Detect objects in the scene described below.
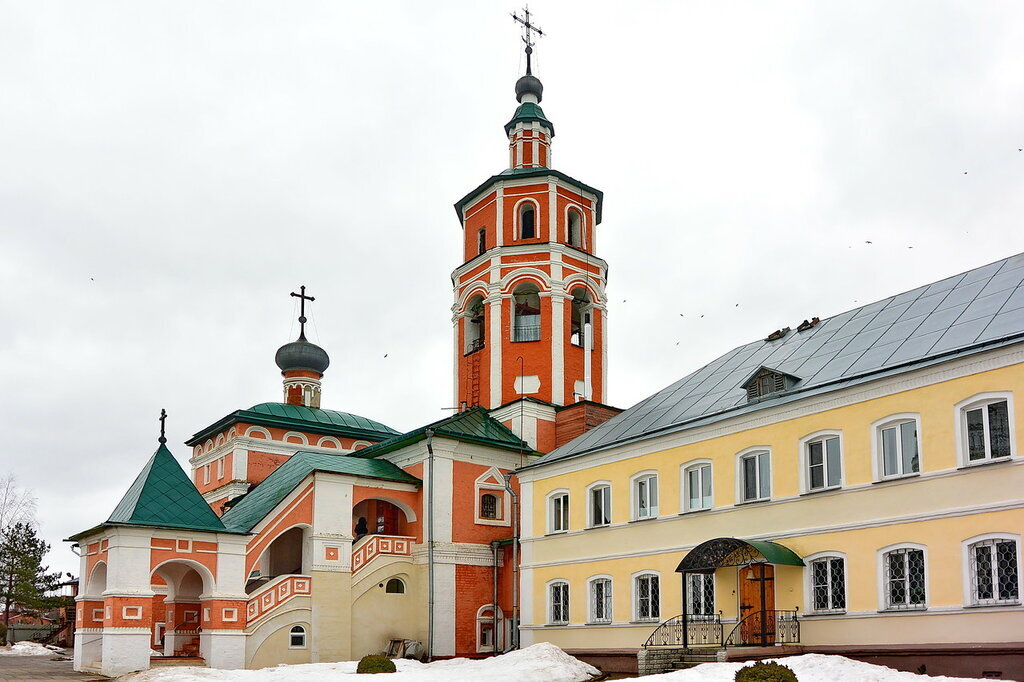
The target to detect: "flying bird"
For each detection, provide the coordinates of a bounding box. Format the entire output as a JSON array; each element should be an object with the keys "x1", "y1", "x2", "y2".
[
  {"x1": 865, "y1": 241, "x2": 873, "y2": 244},
  {"x1": 384, "y1": 354, "x2": 388, "y2": 358}
]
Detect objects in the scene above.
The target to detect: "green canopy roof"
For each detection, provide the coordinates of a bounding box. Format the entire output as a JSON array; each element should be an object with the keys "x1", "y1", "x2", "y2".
[
  {"x1": 220, "y1": 452, "x2": 421, "y2": 533},
  {"x1": 675, "y1": 537, "x2": 805, "y2": 572},
  {"x1": 504, "y1": 101, "x2": 554, "y2": 137},
  {"x1": 350, "y1": 407, "x2": 533, "y2": 460},
  {"x1": 102, "y1": 443, "x2": 228, "y2": 534},
  {"x1": 187, "y1": 402, "x2": 399, "y2": 446}
]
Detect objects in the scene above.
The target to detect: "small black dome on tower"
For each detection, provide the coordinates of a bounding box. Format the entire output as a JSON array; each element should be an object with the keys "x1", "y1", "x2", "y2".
[
  {"x1": 515, "y1": 74, "x2": 543, "y2": 103},
  {"x1": 275, "y1": 335, "x2": 330, "y2": 374}
]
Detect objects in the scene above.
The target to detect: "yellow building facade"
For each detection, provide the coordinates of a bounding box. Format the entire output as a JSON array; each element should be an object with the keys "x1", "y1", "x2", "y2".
[{"x1": 517, "y1": 254, "x2": 1024, "y2": 678}]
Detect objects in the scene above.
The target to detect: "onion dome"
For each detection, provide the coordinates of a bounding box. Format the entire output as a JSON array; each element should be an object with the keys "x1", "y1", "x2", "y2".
[
  {"x1": 515, "y1": 74, "x2": 544, "y2": 103},
  {"x1": 275, "y1": 332, "x2": 330, "y2": 375}
]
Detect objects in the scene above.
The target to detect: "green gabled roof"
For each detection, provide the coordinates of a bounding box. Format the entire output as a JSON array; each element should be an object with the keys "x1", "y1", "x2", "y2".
[
  {"x1": 220, "y1": 452, "x2": 421, "y2": 533},
  {"x1": 351, "y1": 406, "x2": 534, "y2": 460},
  {"x1": 105, "y1": 443, "x2": 227, "y2": 533},
  {"x1": 186, "y1": 402, "x2": 400, "y2": 446},
  {"x1": 504, "y1": 101, "x2": 554, "y2": 137},
  {"x1": 454, "y1": 167, "x2": 604, "y2": 225}
]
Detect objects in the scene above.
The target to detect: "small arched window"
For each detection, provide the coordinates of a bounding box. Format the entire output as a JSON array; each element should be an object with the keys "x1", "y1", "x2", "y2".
[
  {"x1": 567, "y1": 209, "x2": 582, "y2": 247},
  {"x1": 465, "y1": 294, "x2": 486, "y2": 354},
  {"x1": 385, "y1": 578, "x2": 406, "y2": 594},
  {"x1": 289, "y1": 625, "x2": 306, "y2": 648},
  {"x1": 570, "y1": 288, "x2": 592, "y2": 348},
  {"x1": 520, "y1": 203, "x2": 536, "y2": 239},
  {"x1": 480, "y1": 493, "x2": 498, "y2": 519},
  {"x1": 477, "y1": 228, "x2": 487, "y2": 255}
]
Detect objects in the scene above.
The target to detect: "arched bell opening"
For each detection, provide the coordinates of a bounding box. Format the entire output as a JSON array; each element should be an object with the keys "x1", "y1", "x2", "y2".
[
  {"x1": 512, "y1": 283, "x2": 542, "y2": 343},
  {"x1": 465, "y1": 294, "x2": 486, "y2": 355},
  {"x1": 570, "y1": 287, "x2": 593, "y2": 349}
]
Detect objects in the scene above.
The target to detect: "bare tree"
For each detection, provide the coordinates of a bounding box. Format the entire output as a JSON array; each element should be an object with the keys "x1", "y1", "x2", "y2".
[{"x1": 0, "y1": 475, "x2": 36, "y2": 532}]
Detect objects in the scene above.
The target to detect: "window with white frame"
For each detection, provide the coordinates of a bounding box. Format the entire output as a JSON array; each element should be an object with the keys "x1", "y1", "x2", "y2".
[
  {"x1": 683, "y1": 462, "x2": 712, "y2": 511},
  {"x1": 882, "y1": 547, "x2": 927, "y2": 610},
  {"x1": 634, "y1": 573, "x2": 660, "y2": 622},
  {"x1": 633, "y1": 473, "x2": 659, "y2": 520},
  {"x1": 809, "y1": 555, "x2": 846, "y2": 613},
  {"x1": 739, "y1": 450, "x2": 770, "y2": 502},
  {"x1": 805, "y1": 434, "x2": 842, "y2": 491},
  {"x1": 963, "y1": 398, "x2": 1013, "y2": 463},
  {"x1": 549, "y1": 491, "x2": 569, "y2": 533},
  {"x1": 549, "y1": 581, "x2": 569, "y2": 624},
  {"x1": 202, "y1": 465, "x2": 210, "y2": 485},
  {"x1": 685, "y1": 573, "x2": 714, "y2": 617},
  {"x1": 878, "y1": 418, "x2": 920, "y2": 478},
  {"x1": 289, "y1": 625, "x2": 306, "y2": 648},
  {"x1": 967, "y1": 537, "x2": 1019, "y2": 605},
  {"x1": 588, "y1": 484, "x2": 611, "y2": 527},
  {"x1": 589, "y1": 577, "x2": 612, "y2": 624},
  {"x1": 476, "y1": 604, "x2": 503, "y2": 652}
]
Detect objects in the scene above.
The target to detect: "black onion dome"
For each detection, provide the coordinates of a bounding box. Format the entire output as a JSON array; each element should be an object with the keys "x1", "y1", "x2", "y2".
[
  {"x1": 275, "y1": 335, "x2": 330, "y2": 374},
  {"x1": 515, "y1": 74, "x2": 543, "y2": 103}
]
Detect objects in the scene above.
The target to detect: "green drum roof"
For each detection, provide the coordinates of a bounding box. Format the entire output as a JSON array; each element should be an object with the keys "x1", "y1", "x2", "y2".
[
  {"x1": 187, "y1": 402, "x2": 399, "y2": 446},
  {"x1": 675, "y1": 537, "x2": 805, "y2": 572}
]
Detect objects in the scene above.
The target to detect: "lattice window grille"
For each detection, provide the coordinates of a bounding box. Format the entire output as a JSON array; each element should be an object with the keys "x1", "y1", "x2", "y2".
[
  {"x1": 635, "y1": 574, "x2": 660, "y2": 622},
  {"x1": 549, "y1": 582, "x2": 569, "y2": 624},
  {"x1": 590, "y1": 579, "x2": 612, "y2": 623},
  {"x1": 970, "y1": 539, "x2": 1020, "y2": 605},
  {"x1": 884, "y1": 548, "x2": 926, "y2": 609},
  {"x1": 686, "y1": 572, "x2": 715, "y2": 618},
  {"x1": 810, "y1": 557, "x2": 846, "y2": 612}
]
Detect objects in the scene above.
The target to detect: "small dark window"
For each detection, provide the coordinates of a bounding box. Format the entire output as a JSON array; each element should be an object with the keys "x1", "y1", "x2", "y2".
[
  {"x1": 745, "y1": 368, "x2": 790, "y2": 400},
  {"x1": 385, "y1": 578, "x2": 405, "y2": 594},
  {"x1": 568, "y1": 210, "x2": 582, "y2": 247},
  {"x1": 481, "y1": 493, "x2": 499, "y2": 519},
  {"x1": 477, "y1": 228, "x2": 487, "y2": 255},
  {"x1": 520, "y1": 205, "x2": 536, "y2": 239},
  {"x1": 289, "y1": 625, "x2": 306, "y2": 648}
]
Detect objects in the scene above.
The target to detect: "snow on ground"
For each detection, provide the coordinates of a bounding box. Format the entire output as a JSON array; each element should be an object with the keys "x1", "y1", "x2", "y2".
[
  {"x1": 0, "y1": 641, "x2": 59, "y2": 656},
  {"x1": 117, "y1": 642, "x2": 599, "y2": 681},
  {"x1": 645, "y1": 653, "x2": 1001, "y2": 682}
]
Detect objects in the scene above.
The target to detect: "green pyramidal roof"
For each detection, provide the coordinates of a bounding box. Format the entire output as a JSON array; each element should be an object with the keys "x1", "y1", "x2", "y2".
[
  {"x1": 504, "y1": 101, "x2": 554, "y2": 137},
  {"x1": 104, "y1": 443, "x2": 228, "y2": 533}
]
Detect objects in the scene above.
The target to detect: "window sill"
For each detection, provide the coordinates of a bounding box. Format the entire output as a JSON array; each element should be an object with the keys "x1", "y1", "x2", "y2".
[
  {"x1": 510, "y1": 339, "x2": 542, "y2": 344},
  {"x1": 585, "y1": 621, "x2": 612, "y2": 626},
  {"x1": 958, "y1": 456, "x2": 1015, "y2": 470},
  {"x1": 629, "y1": 516, "x2": 659, "y2": 524},
  {"x1": 964, "y1": 601, "x2": 1021, "y2": 609},
  {"x1": 679, "y1": 506, "x2": 713, "y2": 515},
  {"x1": 546, "y1": 529, "x2": 569, "y2": 537},
  {"x1": 878, "y1": 606, "x2": 927, "y2": 613},
  {"x1": 803, "y1": 610, "x2": 847, "y2": 617},
  {"x1": 801, "y1": 485, "x2": 842, "y2": 496},
  {"x1": 545, "y1": 622, "x2": 569, "y2": 627},
  {"x1": 586, "y1": 524, "x2": 612, "y2": 530},
  {"x1": 630, "y1": 620, "x2": 660, "y2": 625},
  {"x1": 735, "y1": 497, "x2": 771, "y2": 506},
  {"x1": 872, "y1": 473, "x2": 921, "y2": 484}
]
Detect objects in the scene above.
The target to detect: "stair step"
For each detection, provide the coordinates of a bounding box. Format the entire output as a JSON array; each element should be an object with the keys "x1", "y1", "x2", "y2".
[{"x1": 151, "y1": 656, "x2": 206, "y2": 667}]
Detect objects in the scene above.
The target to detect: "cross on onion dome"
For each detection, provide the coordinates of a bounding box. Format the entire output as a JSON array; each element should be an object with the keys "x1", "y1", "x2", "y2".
[
  {"x1": 290, "y1": 285, "x2": 316, "y2": 339},
  {"x1": 511, "y1": 6, "x2": 545, "y2": 74}
]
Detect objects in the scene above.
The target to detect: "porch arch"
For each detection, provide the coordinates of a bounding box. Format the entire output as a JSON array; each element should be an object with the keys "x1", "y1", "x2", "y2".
[{"x1": 675, "y1": 537, "x2": 804, "y2": 573}]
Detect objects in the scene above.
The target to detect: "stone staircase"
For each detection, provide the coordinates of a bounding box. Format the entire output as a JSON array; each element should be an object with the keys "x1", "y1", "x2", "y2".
[
  {"x1": 638, "y1": 647, "x2": 725, "y2": 675},
  {"x1": 671, "y1": 648, "x2": 726, "y2": 669}
]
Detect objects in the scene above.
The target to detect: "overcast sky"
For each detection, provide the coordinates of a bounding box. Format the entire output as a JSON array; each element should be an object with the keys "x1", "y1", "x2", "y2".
[{"x1": 2, "y1": 1, "x2": 1023, "y2": 576}]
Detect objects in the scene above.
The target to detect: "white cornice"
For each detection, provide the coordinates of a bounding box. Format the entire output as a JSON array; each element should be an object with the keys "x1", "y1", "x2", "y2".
[
  {"x1": 452, "y1": 242, "x2": 608, "y2": 283},
  {"x1": 191, "y1": 437, "x2": 357, "y2": 466},
  {"x1": 490, "y1": 400, "x2": 557, "y2": 423}
]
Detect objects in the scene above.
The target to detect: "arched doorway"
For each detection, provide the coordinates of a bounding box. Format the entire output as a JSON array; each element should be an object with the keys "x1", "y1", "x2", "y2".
[
  {"x1": 152, "y1": 560, "x2": 215, "y2": 658},
  {"x1": 352, "y1": 498, "x2": 414, "y2": 541}
]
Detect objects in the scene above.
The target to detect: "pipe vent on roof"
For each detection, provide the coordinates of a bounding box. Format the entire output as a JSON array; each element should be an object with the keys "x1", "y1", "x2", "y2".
[
  {"x1": 797, "y1": 317, "x2": 821, "y2": 332},
  {"x1": 765, "y1": 327, "x2": 791, "y2": 342}
]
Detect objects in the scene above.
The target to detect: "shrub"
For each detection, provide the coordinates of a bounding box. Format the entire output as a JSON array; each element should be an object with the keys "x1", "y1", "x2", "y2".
[
  {"x1": 357, "y1": 654, "x2": 397, "y2": 674},
  {"x1": 735, "y1": 660, "x2": 798, "y2": 682}
]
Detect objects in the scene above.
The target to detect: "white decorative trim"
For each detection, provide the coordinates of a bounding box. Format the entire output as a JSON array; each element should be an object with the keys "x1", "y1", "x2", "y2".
[
  {"x1": 877, "y1": 542, "x2": 930, "y2": 612},
  {"x1": 798, "y1": 430, "x2": 845, "y2": 494},
  {"x1": 585, "y1": 481, "x2": 612, "y2": 528},
  {"x1": 954, "y1": 391, "x2": 1017, "y2": 466},
  {"x1": 871, "y1": 413, "x2": 923, "y2": 481},
  {"x1": 546, "y1": 489, "x2": 570, "y2": 534},
  {"x1": 680, "y1": 459, "x2": 713, "y2": 513},
  {"x1": 735, "y1": 446, "x2": 772, "y2": 503},
  {"x1": 961, "y1": 532, "x2": 1023, "y2": 607},
  {"x1": 628, "y1": 470, "x2": 660, "y2": 521}
]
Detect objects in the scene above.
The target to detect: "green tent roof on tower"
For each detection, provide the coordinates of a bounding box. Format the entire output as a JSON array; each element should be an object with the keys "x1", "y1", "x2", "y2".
[
  {"x1": 504, "y1": 101, "x2": 554, "y2": 137},
  {"x1": 69, "y1": 443, "x2": 234, "y2": 540}
]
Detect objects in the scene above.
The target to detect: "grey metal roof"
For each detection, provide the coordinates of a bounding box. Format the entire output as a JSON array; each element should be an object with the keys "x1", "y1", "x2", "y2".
[{"x1": 528, "y1": 252, "x2": 1024, "y2": 469}]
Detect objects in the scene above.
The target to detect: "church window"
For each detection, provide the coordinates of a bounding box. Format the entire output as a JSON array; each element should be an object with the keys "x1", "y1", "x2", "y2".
[
  {"x1": 477, "y1": 227, "x2": 487, "y2": 255},
  {"x1": 512, "y1": 283, "x2": 542, "y2": 342},
  {"x1": 567, "y1": 209, "x2": 583, "y2": 247},
  {"x1": 289, "y1": 625, "x2": 306, "y2": 648},
  {"x1": 202, "y1": 465, "x2": 210, "y2": 485},
  {"x1": 477, "y1": 604, "x2": 503, "y2": 652},
  {"x1": 480, "y1": 493, "x2": 499, "y2": 520},
  {"x1": 570, "y1": 288, "x2": 592, "y2": 348},
  {"x1": 465, "y1": 295, "x2": 486, "y2": 354},
  {"x1": 519, "y1": 203, "x2": 536, "y2": 239},
  {"x1": 385, "y1": 578, "x2": 405, "y2": 594}
]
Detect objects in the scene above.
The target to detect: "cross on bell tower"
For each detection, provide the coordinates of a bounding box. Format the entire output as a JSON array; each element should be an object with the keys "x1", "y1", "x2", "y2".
[
  {"x1": 511, "y1": 6, "x2": 544, "y2": 75},
  {"x1": 276, "y1": 286, "x2": 330, "y2": 408}
]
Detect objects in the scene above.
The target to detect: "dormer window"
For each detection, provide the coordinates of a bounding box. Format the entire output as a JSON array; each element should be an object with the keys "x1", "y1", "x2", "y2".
[{"x1": 742, "y1": 367, "x2": 798, "y2": 401}]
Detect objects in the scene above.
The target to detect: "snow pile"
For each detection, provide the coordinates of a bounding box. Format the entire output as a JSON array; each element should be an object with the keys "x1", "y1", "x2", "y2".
[
  {"x1": 644, "y1": 653, "x2": 997, "y2": 682},
  {"x1": 118, "y1": 642, "x2": 599, "y2": 681},
  {"x1": 0, "y1": 641, "x2": 56, "y2": 656}
]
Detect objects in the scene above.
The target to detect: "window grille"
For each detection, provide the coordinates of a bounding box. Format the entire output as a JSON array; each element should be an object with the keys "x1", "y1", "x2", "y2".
[
  {"x1": 590, "y1": 579, "x2": 612, "y2": 623},
  {"x1": 965, "y1": 400, "x2": 1012, "y2": 461},
  {"x1": 969, "y1": 539, "x2": 1019, "y2": 605},
  {"x1": 635, "y1": 574, "x2": 660, "y2": 622},
  {"x1": 810, "y1": 557, "x2": 846, "y2": 612},
  {"x1": 685, "y1": 463, "x2": 712, "y2": 511},
  {"x1": 550, "y1": 582, "x2": 569, "y2": 624},
  {"x1": 686, "y1": 572, "x2": 715, "y2": 617},
  {"x1": 480, "y1": 493, "x2": 498, "y2": 520},
  {"x1": 590, "y1": 485, "x2": 610, "y2": 526},
  {"x1": 881, "y1": 420, "x2": 919, "y2": 477},
  {"x1": 884, "y1": 548, "x2": 926, "y2": 609},
  {"x1": 550, "y1": 493, "x2": 569, "y2": 532},
  {"x1": 807, "y1": 436, "x2": 841, "y2": 490}
]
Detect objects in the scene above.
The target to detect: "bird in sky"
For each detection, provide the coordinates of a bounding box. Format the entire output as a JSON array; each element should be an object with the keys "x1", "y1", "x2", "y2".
[
  {"x1": 865, "y1": 241, "x2": 873, "y2": 244},
  {"x1": 384, "y1": 354, "x2": 388, "y2": 358}
]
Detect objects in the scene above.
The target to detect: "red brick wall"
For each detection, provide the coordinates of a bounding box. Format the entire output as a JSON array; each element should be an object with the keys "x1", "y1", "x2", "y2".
[
  {"x1": 555, "y1": 402, "x2": 623, "y2": 448},
  {"x1": 455, "y1": 564, "x2": 496, "y2": 656}
]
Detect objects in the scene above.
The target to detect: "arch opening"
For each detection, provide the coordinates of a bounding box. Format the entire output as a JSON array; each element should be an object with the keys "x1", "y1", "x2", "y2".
[
  {"x1": 519, "y1": 203, "x2": 536, "y2": 239},
  {"x1": 513, "y1": 283, "x2": 541, "y2": 343},
  {"x1": 465, "y1": 294, "x2": 486, "y2": 354},
  {"x1": 570, "y1": 287, "x2": 593, "y2": 349}
]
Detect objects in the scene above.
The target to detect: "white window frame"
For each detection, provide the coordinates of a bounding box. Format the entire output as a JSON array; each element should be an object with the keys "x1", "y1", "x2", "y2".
[
  {"x1": 216, "y1": 456, "x2": 225, "y2": 480},
  {"x1": 586, "y1": 481, "x2": 612, "y2": 528},
  {"x1": 202, "y1": 464, "x2": 210, "y2": 485},
  {"x1": 515, "y1": 198, "x2": 541, "y2": 240},
  {"x1": 955, "y1": 392, "x2": 1016, "y2": 467},
  {"x1": 587, "y1": 575, "x2": 613, "y2": 624},
  {"x1": 803, "y1": 551, "x2": 847, "y2": 615},
  {"x1": 384, "y1": 577, "x2": 406, "y2": 594},
  {"x1": 565, "y1": 206, "x2": 586, "y2": 248},
  {"x1": 962, "y1": 532, "x2": 1022, "y2": 607},
  {"x1": 288, "y1": 625, "x2": 307, "y2": 649},
  {"x1": 871, "y1": 414, "x2": 922, "y2": 481},
  {"x1": 799, "y1": 430, "x2": 844, "y2": 493},
  {"x1": 735, "y1": 447, "x2": 771, "y2": 503},
  {"x1": 877, "y1": 542, "x2": 929, "y2": 612},
  {"x1": 474, "y1": 467, "x2": 511, "y2": 527},
  {"x1": 547, "y1": 579, "x2": 570, "y2": 625},
  {"x1": 681, "y1": 460, "x2": 713, "y2": 512},
  {"x1": 630, "y1": 470, "x2": 659, "y2": 520},
  {"x1": 685, "y1": 572, "x2": 716, "y2": 617},
  {"x1": 547, "y1": 489, "x2": 570, "y2": 534},
  {"x1": 476, "y1": 604, "x2": 503, "y2": 652},
  {"x1": 632, "y1": 571, "x2": 661, "y2": 623}
]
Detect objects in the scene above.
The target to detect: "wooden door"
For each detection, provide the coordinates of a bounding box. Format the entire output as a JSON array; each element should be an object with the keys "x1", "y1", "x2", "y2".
[{"x1": 738, "y1": 564, "x2": 776, "y2": 645}]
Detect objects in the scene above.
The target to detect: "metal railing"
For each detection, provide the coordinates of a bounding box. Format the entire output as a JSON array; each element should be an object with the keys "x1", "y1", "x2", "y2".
[
  {"x1": 724, "y1": 609, "x2": 799, "y2": 648},
  {"x1": 512, "y1": 325, "x2": 541, "y2": 342},
  {"x1": 643, "y1": 612, "x2": 723, "y2": 648}
]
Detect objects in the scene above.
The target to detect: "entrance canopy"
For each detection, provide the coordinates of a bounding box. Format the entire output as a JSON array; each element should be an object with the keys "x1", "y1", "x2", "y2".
[{"x1": 675, "y1": 537, "x2": 804, "y2": 573}]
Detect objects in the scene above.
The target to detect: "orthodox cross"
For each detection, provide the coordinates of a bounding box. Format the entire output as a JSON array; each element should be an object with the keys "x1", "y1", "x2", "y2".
[
  {"x1": 290, "y1": 285, "x2": 315, "y2": 338},
  {"x1": 158, "y1": 408, "x2": 167, "y2": 444},
  {"x1": 511, "y1": 6, "x2": 544, "y2": 74}
]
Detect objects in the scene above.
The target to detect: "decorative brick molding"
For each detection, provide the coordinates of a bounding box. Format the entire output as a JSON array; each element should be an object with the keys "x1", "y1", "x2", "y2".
[
  {"x1": 245, "y1": 575, "x2": 311, "y2": 625},
  {"x1": 351, "y1": 535, "x2": 414, "y2": 574}
]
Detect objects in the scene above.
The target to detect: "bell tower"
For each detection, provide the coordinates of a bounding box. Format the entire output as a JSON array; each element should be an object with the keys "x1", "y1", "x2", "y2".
[{"x1": 451, "y1": 10, "x2": 609, "y2": 421}]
